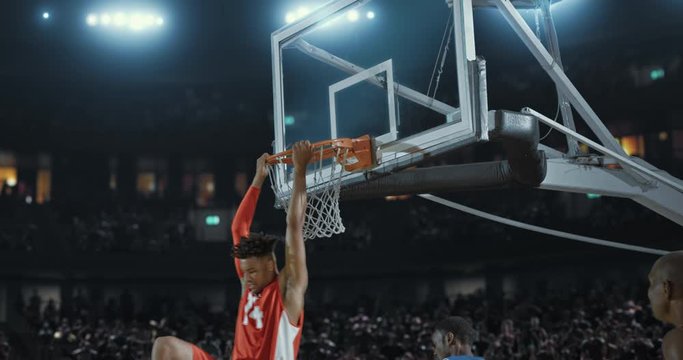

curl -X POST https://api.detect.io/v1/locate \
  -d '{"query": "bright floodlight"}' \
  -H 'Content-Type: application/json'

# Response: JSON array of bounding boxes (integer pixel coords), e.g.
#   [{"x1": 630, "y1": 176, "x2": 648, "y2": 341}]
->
[
  {"x1": 101, "y1": 13, "x2": 112, "y2": 26},
  {"x1": 88, "y1": 11, "x2": 164, "y2": 31},
  {"x1": 366, "y1": 11, "x2": 375, "y2": 19},
  {"x1": 296, "y1": 6, "x2": 310, "y2": 17},
  {"x1": 346, "y1": 10, "x2": 359, "y2": 22},
  {"x1": 129, "y1": 13, "x2": 144, "y2": 30},
  {"x1": 145, "y1": 15, "x2": 155, "y2": 27},
  {"x1": 43, "y1": 12, "x2": 50, "y2": 19},
  {"x1": 86, "y1": 14, "x2": 98, "y2": 26},
  {"x1": 113, "y1": 12, "x2": 127, "y2": 27}
]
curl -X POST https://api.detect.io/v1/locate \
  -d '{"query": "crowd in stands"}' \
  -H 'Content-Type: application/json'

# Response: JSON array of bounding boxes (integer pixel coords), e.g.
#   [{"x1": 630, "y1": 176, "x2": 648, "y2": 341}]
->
[
  {"x1": 5, "y1": 280, "x2": 666, "y2": 359},
  {"x1": 67, "y1": 207, "x2": 193, "y2": 253},
  {"x1": 0, "y1": 181, "x2": 679, "y2": 256},
  {"x1": 299, "y1": 282, "x2": 664, "y2": 360},
  {"x1": 0, "y1": 183, "x2": 195, "y2": 254}
]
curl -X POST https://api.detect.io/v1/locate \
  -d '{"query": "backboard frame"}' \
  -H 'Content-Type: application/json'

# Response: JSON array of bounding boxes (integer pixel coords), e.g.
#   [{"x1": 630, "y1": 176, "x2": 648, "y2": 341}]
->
[{"x1": 270, "y1": 0, "x2": 487, "y2": 202}]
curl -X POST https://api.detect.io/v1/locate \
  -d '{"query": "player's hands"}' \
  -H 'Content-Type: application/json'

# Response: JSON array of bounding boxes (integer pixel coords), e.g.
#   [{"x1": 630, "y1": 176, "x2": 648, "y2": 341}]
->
[
  {"x1": 252, "y1": 153, "x2": 270, "y2": 188},
  {"x1": 292, "y1": 140, "x2": 313, "y2": 174}
]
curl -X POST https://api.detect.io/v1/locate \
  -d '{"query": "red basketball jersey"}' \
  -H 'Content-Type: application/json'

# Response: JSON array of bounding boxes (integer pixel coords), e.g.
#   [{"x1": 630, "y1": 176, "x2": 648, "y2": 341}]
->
[{"x1": 232, "y1": 278, "x2": 304, "y2": 359}]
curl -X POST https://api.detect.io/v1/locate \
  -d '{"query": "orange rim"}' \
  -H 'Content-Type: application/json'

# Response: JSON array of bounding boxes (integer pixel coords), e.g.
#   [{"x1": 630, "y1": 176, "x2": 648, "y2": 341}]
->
[{"x1": 267, "y1": 135, "x2": 377, "y2": 172}]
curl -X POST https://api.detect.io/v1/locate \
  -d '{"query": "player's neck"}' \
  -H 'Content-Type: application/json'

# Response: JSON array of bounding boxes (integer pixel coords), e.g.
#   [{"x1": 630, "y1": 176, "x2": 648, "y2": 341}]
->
[
  {"x1": 262, "y1": 273, "x2": 278, "y2": 288},
  {"x1": 670, "y1": 303, "x2": 683, "y2": 328},
  {"x1": 449, "y1": 345, "x2": 473, "y2": 357}
]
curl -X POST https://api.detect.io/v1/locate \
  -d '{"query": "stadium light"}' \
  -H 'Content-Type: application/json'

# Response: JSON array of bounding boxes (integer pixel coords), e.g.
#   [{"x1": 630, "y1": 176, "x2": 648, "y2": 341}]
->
[
  {"x1": 86, "y1": 11, "x2": 165, "y2": 31},
  {"x1": 284, "y1": 6, "x2": 311, "y2": 24},
  {"x1": 129, "y1": 13, "x2": 145, "y2": 30},
  {"x1": 101, "y1": 13, "x2": 112, "y2": 26},
  {"x1": 42, "y1": 12, "x2": 50, "y2": 19},
  {"x1": 86, "y1": 14, "x2": 98, "y2": 26},
  {"x1": 285, "y1": 12, "x2": 296, "y2": 24},
  {"x1": 113, "y1": 12, "x2": 127, "y2": 27},
  {"x1": 296, "y1": 6, "x2": 311, "y2": 18},
  {"x1": 284, "y1": 5, "x2": 375, "y2": 26},
  {"x1": 145, "y1": 15, "x2": 155, "y2": 27}
]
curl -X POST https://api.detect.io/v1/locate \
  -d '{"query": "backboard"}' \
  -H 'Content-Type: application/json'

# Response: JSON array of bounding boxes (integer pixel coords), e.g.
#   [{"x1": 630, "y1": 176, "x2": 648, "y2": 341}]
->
[{"x1": 270, "y1": 0, "x2": 490, "y2": 202}]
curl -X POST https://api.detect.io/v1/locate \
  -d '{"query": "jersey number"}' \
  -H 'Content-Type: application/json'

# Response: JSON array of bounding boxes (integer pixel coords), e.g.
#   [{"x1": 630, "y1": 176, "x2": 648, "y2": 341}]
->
[{"x1": 243, "y1": 293, "x2": 264, "y2": 329}]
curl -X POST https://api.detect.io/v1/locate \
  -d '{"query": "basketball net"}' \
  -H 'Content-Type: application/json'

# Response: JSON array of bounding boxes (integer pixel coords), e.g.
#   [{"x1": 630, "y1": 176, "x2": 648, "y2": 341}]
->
[{"x1": 267, "y1": 147, "x2": 348, "y2": 241}]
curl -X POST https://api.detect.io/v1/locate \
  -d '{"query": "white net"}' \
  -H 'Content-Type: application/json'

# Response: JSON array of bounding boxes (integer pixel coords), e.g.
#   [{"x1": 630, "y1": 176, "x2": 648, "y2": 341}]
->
[{"x1": 268, "y1": 149, "x2": 348, "y2": 240}]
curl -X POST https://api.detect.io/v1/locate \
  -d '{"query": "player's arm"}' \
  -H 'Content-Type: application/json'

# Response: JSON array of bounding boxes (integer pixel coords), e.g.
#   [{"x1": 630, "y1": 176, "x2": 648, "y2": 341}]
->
[
  {"x1": 663, "y1": 328, "x2": 683, "y2": 360},
  {"x1": 281, "y1": 141, "x2": 312, "y2": 325},
  {"x1": 231, "y1": 153, "x2": 269, "y2": 281}
]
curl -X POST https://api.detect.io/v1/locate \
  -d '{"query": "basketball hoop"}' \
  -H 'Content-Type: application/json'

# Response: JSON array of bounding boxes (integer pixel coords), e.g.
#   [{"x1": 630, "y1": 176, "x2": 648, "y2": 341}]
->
[{"x1": 266, "y1": 135, "x2": 378, "y2": 240}]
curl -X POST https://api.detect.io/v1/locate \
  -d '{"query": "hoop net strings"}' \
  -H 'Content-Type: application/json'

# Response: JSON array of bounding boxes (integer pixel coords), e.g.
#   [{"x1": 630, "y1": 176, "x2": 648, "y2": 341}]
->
[{"x1": 268, "y1": 147, "x2": 348, "y2": 240}]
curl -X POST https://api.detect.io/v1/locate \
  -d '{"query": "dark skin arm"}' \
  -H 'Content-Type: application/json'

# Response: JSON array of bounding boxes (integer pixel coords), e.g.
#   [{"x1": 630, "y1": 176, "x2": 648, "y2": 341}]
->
[
  {"x1": 279, "y1": 140, "x2": 312, "y2": 326},
  {"x1": 232, "y1": 153, "x2": 269, "y2": 296}
]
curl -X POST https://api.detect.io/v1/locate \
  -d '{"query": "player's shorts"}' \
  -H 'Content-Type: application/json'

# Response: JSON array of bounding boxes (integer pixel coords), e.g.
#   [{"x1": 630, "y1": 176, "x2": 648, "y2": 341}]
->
[{"x1": 191, "y1": 344, "x2": 216, "y2": 360}]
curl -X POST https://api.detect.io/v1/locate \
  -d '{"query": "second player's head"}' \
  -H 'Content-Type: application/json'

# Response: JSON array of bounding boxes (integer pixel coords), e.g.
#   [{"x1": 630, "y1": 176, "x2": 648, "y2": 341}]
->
[
  {"x1": 648, "y1": 250, "x2": 683, "y2": 325},
  {"x1": 431, "y1": 316, "x2": 477, "y2": 360},
  {"x1": 233, "y1": 233, "x2": 279, "y2": 293}
]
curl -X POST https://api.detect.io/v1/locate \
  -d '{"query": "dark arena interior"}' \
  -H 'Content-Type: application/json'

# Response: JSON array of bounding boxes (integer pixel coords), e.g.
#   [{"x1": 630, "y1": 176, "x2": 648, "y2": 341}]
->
[{"x1": 1, "y1": 0, "x2": 683, "y2": 359}]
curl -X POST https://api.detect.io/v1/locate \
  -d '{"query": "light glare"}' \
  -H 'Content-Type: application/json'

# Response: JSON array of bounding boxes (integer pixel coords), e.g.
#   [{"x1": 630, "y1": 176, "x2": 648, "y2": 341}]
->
[
  {"x1": 86, "y1": 14, "x2": 98, "y2": 26},
  {"x1": 296, "y1": 7, "x2": 310, "y2": 17},
  {"x1": 43, "y1": 12, "x2": 50, "y2": 19},
  {"x1": 145, "y1": 15, "x2": 155, "y2": 26},
  {"x1": 285, "y1": 12, "x2": 296, "y2": 24},
  {"x1": 113, "y1": 12, "x2": 127, "y2": 27},
  {"x1": 88, "y1": 11, "x2": 164, "y2": 30},
  {"x1": 129, "y1": 13, "x2": 144, "y2": 30},
  {"x1": 101, "y1": 13, "x2": 112, "y2": 26},
  {"x1": 284, "y1": 5, "x2": 374, "y2": 26}
]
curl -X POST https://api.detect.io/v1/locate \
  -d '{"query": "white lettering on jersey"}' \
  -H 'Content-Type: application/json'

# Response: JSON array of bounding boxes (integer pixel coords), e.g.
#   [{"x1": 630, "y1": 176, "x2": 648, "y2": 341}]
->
[
  {"x1": 250, "y1": 305, "x2": 264, "y2": 329},
  {"x1": 242, "y1": 292, "x2": 264, "y2": 329}
]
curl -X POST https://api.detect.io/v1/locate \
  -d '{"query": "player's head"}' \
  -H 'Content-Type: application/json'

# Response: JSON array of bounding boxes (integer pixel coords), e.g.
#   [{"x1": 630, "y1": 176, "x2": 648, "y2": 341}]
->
[
  {"x1": 233, "y1": 232, "x2": 279, "y2": 293},
  {"x1": 431, "y1": 316, "x2": 477, "y2": 360},
  {"x1": 648, "y1": 251, "x2": 683, "y2": 324}
]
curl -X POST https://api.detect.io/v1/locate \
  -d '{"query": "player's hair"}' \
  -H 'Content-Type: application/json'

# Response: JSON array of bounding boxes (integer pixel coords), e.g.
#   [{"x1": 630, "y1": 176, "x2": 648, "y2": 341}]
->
[
  {"x1": 232, "y1": 232, "x2": 279, "y2": 259},
  {"x1": 434, "y1": 316, "x2": 477, "y2": 346}
]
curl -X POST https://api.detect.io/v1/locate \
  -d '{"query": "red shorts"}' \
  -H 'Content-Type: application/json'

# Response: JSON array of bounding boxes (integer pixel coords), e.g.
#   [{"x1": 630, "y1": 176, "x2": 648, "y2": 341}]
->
[{"x1": 191, "y1": 344, "x2": 216, "y2": 360}]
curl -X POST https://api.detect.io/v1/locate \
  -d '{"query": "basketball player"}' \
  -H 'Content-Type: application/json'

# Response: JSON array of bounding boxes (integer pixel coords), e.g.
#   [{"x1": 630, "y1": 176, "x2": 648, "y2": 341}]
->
[
  {"x1": 648, "y1": 251, "x2": 683, "y2": 360},
  {"x1": 431, "y1": 316, "x2": 484, "y2": 360},
  {"x1": 152, "y1": 140, "x2": 313, "y2": 359}
]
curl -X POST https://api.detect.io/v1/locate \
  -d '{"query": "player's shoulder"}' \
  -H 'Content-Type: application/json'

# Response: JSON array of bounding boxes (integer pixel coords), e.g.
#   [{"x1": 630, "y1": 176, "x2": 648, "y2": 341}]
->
[
  {"x1": 663, "y1": 327, "x2": 683, "y2": 360},
  {"x1": 664, "y1": 327, "x2": 683, "y2": 342}
]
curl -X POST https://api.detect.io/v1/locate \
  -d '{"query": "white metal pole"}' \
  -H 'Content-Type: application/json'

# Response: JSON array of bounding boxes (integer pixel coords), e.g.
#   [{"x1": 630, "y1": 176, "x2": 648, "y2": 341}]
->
[{"x1": 524, "y1": 107, "x2": 683, "y2": 193}]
